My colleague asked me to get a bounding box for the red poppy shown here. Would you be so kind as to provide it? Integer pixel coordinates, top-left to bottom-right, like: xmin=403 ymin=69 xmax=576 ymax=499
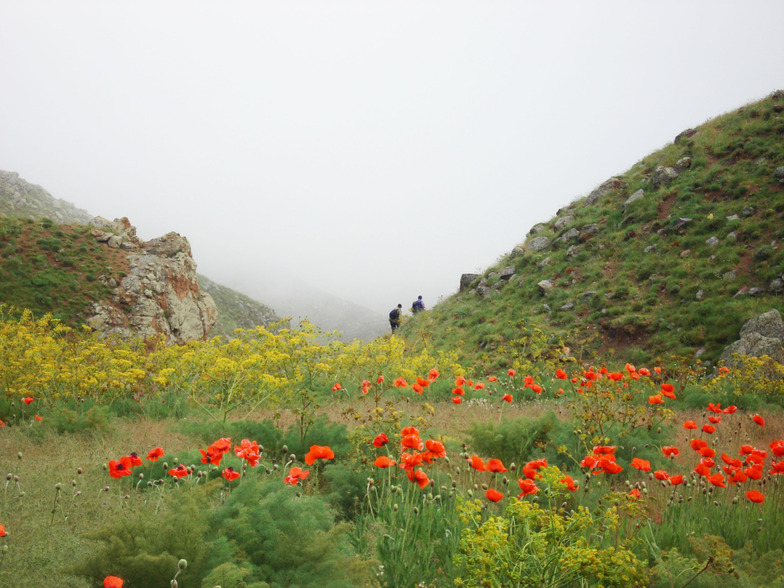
xmin=708 ymin=473 xmax=726 ymax=488
xmin=683 ymin=420 xmax=698 ymax=430
xmin=0 ymin=420 xmax=4 ymax=427
xmin=400 ymin=426 xmax=419 ymax=436
xmin=361 ymin=380 xmax=371 ymax=394
xmin=487 ymin=376 xmax=498 ymax=382
xmin=0 ymin=524 xmax=6 ymax=537
xmin=721 ymin=453 xmax=742 ymax=468
xmin=638 ymin=368 xmax=651 ymax=376
xmin=428 ymin=368 xmax=439 ymax=381
xmin=452 ymin=396 xmax=462 ymax=404
xmin=560 ymin=475 xmax=579 ymax=491
xmin=769 ymin=461 xmax=784 ymax=475
xmin=596 ymin=458 xmax=623 ymax=475
xmin=22 ymin=397 xmax=33 ymax=405
xmin=706 ymin=402 xmax=723 ymax=413
xmin=731 ymin=470 xmax=748 ymax=484
xmin=409 ymin=469 xmax=429 ymax=489
xmin=740 ymin=444 xmax=755 ymax=455
xmin=147 ymin=447 xmax=164 ymax=462
xmin=770 ymin=440 xmax=784 ymax=457
xmin=662 ymin=446 xmax=679 ymax=457
xmin=455 ymin=375 xmax=467 ymax=386
xmin=708 ymin=415 xmax=722 ymax=424
xmin=669 ymin=474 xmax=684 ymax=485
xmin=501 ymin=394 xmax=513 ymax=403
xmin=555 ymin=369 xmax=568 ymax=379
xmin=108 ymin=458 xmax=133 ymax=479
xmin=304 ymin=445 xmax=335 ymax=465
xmin=168 ymin=464 xmax=189 ymax=478
xmin=452 ymin=386 xmax=465 ymax=396
xmin=745 ymin=466 xmax=763 ymax=480
xmin=34 ymin=414 xmax=43 ymax=421
xmin=222 ymin=467 xmax=240 ymax=481
xmin=700 ymin=457 xmax=716 ymax=469
xmin=104 ymin=577 xmax=124 ymax=588
xmin=654 ymin=470 xmax=670 ymax=481
xmin=660 ymin=383 xmax=676 ymax=399
xmin=331 ymin=382 xmax=342 ymax=392
xmin=211 ymin=438 xmax=232 ymax=454
xmin=374 ymin=456 xmax=396 ymax=468
xmin=530 ymin=384 xmax=543 ymax=394
xmin=412 ymin=383 xmax=424 ymax=394
xmin=581 ymin=455 xmax=599 ymax=469
xmin=702 ymin=424 xmax=716 ymax=434
xmin=649 ymin=395 xmax=664 ymax=405
xmin=631 ymin=457 xmax=651 ymax=472
xmin=486 ymin=458 xmax=508 ymax=473
xmin=284 ymin=466 xmax=310 ymax=485
xmin=518 ymin=478 xmax=538 ymax=497
xmin=527 ymin=458 xmax=548 ymax=470
xmin=694 ymin=463 xmax=711 ymax=477
xmin=628 ymin=488 xmax=641 ymax=499
xmin=376 ymin=375 xmax=384 ymax=384
xmin=200 ymin=447 xmax=224 ymax=466
xmin=469 ymin=456 xmax=486 ymax=472
xmin=234 ymin=439 xmax=260 ymax=467
xmin=424 ymin=439 xmax=446 ymax=459
xmin=723 ymin=405 xmax=737 ymax=414
xmin=607 ymin=372 xmax=624 ymax=381
xmin=474 ymin=382 xmax=485 ymax=390
xmin=372 ymin=433 xmax=389 ymax=447
xmin=592 ymin=445 xmax=616 ymax=455
xmin=746 ymin=490 xmax=765 ymax=503
xmin=752 ymin=414 xmax=766 ymax=427
xmin=486 ymin=488 xmax=504 ymax=503
xmin=394 ymin=377 xmax=408 ymax=387
xmin=507 ymin=369 xmax=516 ymax=377
xmin=401 ymin=434 xmax=424 ymax=451
xmin=690 ymin=439 xmax=708 ymax=452
xmin=698 ymin=446 xmax=716 ymax=458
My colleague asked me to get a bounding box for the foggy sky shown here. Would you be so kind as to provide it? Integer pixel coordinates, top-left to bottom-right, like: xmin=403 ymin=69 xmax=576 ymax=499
xmin=1 ymin=1 xmax=783 ymax=317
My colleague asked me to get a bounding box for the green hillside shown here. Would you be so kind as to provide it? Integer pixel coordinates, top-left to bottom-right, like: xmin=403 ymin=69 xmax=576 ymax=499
xmin=402 ymin=91 xmax=784 ymax=371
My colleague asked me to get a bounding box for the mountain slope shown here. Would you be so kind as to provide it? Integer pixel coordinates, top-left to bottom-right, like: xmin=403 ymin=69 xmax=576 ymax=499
xmin=197 ymin=273 xmax=280 ymax=338
xmin=402 ymin=90 xmax=784 ymax=370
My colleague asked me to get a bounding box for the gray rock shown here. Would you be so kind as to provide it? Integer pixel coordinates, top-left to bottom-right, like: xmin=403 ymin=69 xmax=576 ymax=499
xmin=675 ymin=157 xmax=692 ymax=170
xmin=460 ymin=273 xmax=480 ymax=291
xmin=723 ymin=271 xmax=737 ymax=281
xmin=721 ymin=332 xmax=784 ymax=367
xmin=565 ymin=245 xmax=579 ymax=259
xmin=499 ymin=266 xmax=516 ymax=280
xmin=623 ymin=189 xmax=644 ymax=212
xmin=557 ymin=228 xmax=580 ymax=244
xmin=651 ymin=166 xmax=679 ymax=189
xmin=726 ymin=214 xmax=740 ymax=221
xmin=554 ymin=215 xmax=574 ymax=231
xmin=585 ymin=177 xmax=623 ymax=207
xmin=509 ymin=246 xmax=526 ymax=259
xmin=644 ymin=245 xmax=658 ymax=254
xmin=748 ymin=287 xmax=764 ymax=297
xmin=726 ymin=232 xmax=738 ymax=242
xmin=526 ymin=235 xmax=551 ymax=252
xmin=740 ymin=308 xmax=784 ymax=342
xmin=476 ymin=285 xmax=491 ymax=298
xmin=560 ymin=302 xmax=575 ymax=311
xmin=528 ymin=223 xmax=547 ymax=236
xmin=696 ymin=289 xmax=705 ymax=301
xmin=742 ymin=206 xmax=756 ymax=217
xmin=674 ymin=128 xmax=697 ymax=143
xmin=579 ymin=290 xmax=597 ymax=302
xmin=774 ymin=166 xmax=784 ymax=179
xmin=579 ymin=224 xmax=600 ymax=240
xmin=537 ymin=257 xmax=551 ymax=269
xmin=770 ymin=278 xmax=784 ymax=294
xmin=674 ymin=217 xmax=693 ymax=231
xmin=537 ymin=280 xmax=554 ymax=295
xmin=705 ymin=236 xmax=720 ymax=247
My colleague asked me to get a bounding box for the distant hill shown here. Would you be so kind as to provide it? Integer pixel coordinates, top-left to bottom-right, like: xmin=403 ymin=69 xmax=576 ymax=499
xmin=402 ymin=91 xmax=784 ymax=370
xmin=0 ymin=170 xmax=279 ymax=337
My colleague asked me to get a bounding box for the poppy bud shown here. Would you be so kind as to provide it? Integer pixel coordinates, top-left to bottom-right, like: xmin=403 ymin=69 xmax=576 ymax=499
xmin=171 ymin=581 xmax=178 ymax=588
xmin=178 ymin=559 xmax=188 ymax=570
xmin=103 ymin=486 xmax=110 ymax=492
xmin=289 ymin=454 xmax=296 ymax=462
xmin=5 ymin=474 xmax=10 ymax=481
xmin=163 ymin=462 xmax=169 ymax=469
xmin=367 ymin=478 xmax=375 ymax=486
xmin=77 ymin=468 xmax=82 ymax=475
xmin=17 ymin=453 xmax=22 ymax=460
xmin=173 ymin=458 xmax=179 ymax=465
xmin=467 ymin=489 xmax=473 ymax=497
xmin=102 ymin=463 xmax=108 ymax=470
xmin=72 ymin=480 xmax=77 ymax=486
xmin=452 ymin=480 xmax=457 ymax=488
xmin=197 ymin=471 xmax=204 ymax=478
xmin=713 ymin=501 xmax=719 ymax=507
xmin=427 ymin=493 xmax=433 ymax=501
xmin=55 ymin=482 xmax=62 ymax=490
xmin=502 ymin=477 xmax=508 ymax=485
xmin=393 ymin=504 xmax=399 ymax=511
xmin=282 ymin=445 xmax=288 ymax=454
xmin=455 ymin=468 xmax=461 ymax=476
xmin=138 ymin=473 xmax=144 ymax=480
xmin=75 ymin=491 xmax=81 ymax=497
xmin=273 ymin=464 xmax=279 ymax=471
xmin=413 ymin=507 xmax=419 ymax=515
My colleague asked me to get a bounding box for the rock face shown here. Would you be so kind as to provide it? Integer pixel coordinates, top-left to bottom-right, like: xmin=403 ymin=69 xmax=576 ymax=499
xmin=0 ymin=170 xmax=92 ymax=223
xmin=720 ymin=309 xmax=784 ymax=367
xmin=86 ymin=217 xmax=218 ymax=343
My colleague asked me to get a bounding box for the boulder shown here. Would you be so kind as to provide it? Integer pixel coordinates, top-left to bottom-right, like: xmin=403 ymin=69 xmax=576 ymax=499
xmin=720 ymin=309 xmax=784 ymax=367
xmin=740 ymin=308 xmax=784 ymax=341
xmin=526 ymin=236 xmax=551 ymax=253
xmin=651 ymin=166 xmax=679 ymax=189
xmin=623 ymin=189 xmax=644 ymax=212
xmin=537 ymin=280 xmax=554 ymax=295
xmin=499 ymin=266 xmax=516 ymax=280
xmin=554 ymin=215 xmax=574 ymax=231
xmin=584 ymin=177 xmax=624 ymax=207
xmin=460 ymin=273 xmax=480 ymax=292
xmin=674 ymin=128 xmax=698 ymax=144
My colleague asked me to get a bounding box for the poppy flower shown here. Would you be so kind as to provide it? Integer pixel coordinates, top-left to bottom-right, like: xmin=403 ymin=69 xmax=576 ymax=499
xmin=660 ymin=383 xmax=676 ymax=399
xmin=34 ymin=414 xmax=43 ymax=421
xmin=592 ymin=445 xmax=616 ymax=455
xmin=409 ymin=469 xmax=429 ymax=489
xmin=628 ymin=488 xmax=641 ymax=499
xmin=721 ymin=453 xmax=742 ymax=468
xmin=486 ymin=488 xmax=504 ymax=503
xmin=22 ymin=397 xmax=33 ymax=405
xmin=200 ymin=448 xmax=223 ymax=466
xmin=211 ymin=438 xmax=232 ymax=454
xmin=376 ymin=375 xmax=384 ymax=384
xmin=361 ymin=380 xmax=371 ymax=394
xmin=683 ymin=420 xmax=698 ymax=430
xmin=474 ymin=382 xmax=485 ymax=390
xmin=108 ymin=458 xmax=133 ymax=479
xmin=507 ymin=369 xmax=516 ymax=377
xmin=631 ymin=457 xmax=651 ymax=472
xmin=331 ymin=382 xmax=342 ymax=392
xmin=530 ymin=384 xmax=543 ymax=394
xmin=669 ymin=474 xmax=684 ymax=485
xmin=104 ymin=577 xmax=124 ymax=588
xmin=560 ymin=475 xmax=579 ymax=491
xmin=693 ymin=462 xmax=712 ymax=477
xmin=412 ymin=383 xmax=424 ymax=394
xmin=487 ymin=376 xmax=498 ymax=382
xmin=284 ymin=467 xmax=310 ymax=485
xmin=746 ymin=490 xmax=765 ymax=503
xmin=769 ymin=461 xmax=784 ymax=475
xmin=581 ymin=455 xmax=599 ymax=469
xmin=700 ymin=457 xmax=716 ymax=469
xmin=596 ymin=458 xmax=623 ymax=475
xmin=706 ymin=402 xmax=723 ymax=414
xmin=0 ymin=525 xmax=6 ymax=537
xmin=771 ymin=441 xmax=784 ymax=457
xmin=752 ymin=414 xmax=765 ymax=427
xmin=394 ymin=377 xmax=408 ymax=388
xmin=521 ymin=466 xmax=541 ymax=480
xmin=424 ymin=439 xmax=446 ymax=459
xmin=486 ymin=458 xmax=508 ymax=473
xmin=0 ymin=420 xmax=4 ymax=427
xmin=723 ymin=405 xmax=737 ymax=414
xmin=518 ymin=478 xmax=538 ymax=497
xmin=147 ymin=447 xmax=164 ymax=462
xmin=649 ymin=395 xmax=664 ymax=405
xmin=304 ymin=445 xmax=334 ymax=465
xmin=527 ymin=458 xmax=548 ymax=470
xmin=690 ymin=439 xmax=708 ymax=452
xmin=168 ymin=464 xmax=189 ymax=478
xmin=374 ymin=456 xmax=396 ymax=468
xmin=607 ymin=372 xmax=624 ymax=381
xmin=401 ymin=434 xmax=424 ymax=450
xmin=740 ymin=444 xmax=755 ymax=455
xmin=428 ymin=368 xmax=439 ymax=381
xmin=469 ymin=456 xmax=486 ymax=472
xmin=638 ymin=368 xmax=651 ymax=376
xmin=662 ymin=446 xmax=679 ymax=457
xmin=501 ymin=394 xmax=513 ymax=403
xmin=452 ymin=387 xmax=465 ymax=396
xmin=708 ymin=415 xmax=722 ymax=424
xmin=222 ymin=467 xmax=240 ymax=481
xmin=745 ymin=466 xmax=763 ymax=480
xmin=452 ymin=396 xmax=462 ymax=404
xmin=372 ymin=433 xmax=389 ymax=447
xmin=698 ymin=446 xmax=715 ymax=458
xmin=730 ymin=470 xmax=748 ymax=484
xmin=555 ymin=368 xmax=568 ymax=379
xmin=709 ymin=473 xmax=726 ymax=488
xmin=702 ymin=424 xmax=716 ymax=434
xmin=455 ymin=376 xmax=467 ymax=386
xmin=654 ymin=470 xmax=670 ymax=481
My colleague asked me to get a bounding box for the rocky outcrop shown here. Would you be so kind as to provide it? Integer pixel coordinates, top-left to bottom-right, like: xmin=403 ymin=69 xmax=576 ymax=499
xmin=86 ymin=217 xmax=218 ymax=343
xmin=0 ymin=170 xmax=92 ymax=223
xmin=720 ymin=309 xmax=784 ymax=367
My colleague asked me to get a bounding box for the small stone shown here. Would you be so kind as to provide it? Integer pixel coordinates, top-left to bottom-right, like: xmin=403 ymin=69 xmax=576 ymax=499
xmin=705 ymin=236 xmax=720 ymax=247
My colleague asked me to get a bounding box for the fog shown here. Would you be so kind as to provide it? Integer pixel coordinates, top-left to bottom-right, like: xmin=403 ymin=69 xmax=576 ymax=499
xmin=1 ymin=1 xmax=783 ymax=323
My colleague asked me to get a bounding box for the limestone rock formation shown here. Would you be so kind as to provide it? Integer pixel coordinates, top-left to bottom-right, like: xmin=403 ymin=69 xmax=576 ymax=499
xmin=86 ymin=217 xmax=218 ymax=343
xmin=720 ymin=309 xmax=784 ymax=367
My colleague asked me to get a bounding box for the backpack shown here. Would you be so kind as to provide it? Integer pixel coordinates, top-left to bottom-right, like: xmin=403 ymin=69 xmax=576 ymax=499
xmin=389 ymin=308 xmax=400 ymax=320
xmin=412 ymin=300 xmax=423 ymax=312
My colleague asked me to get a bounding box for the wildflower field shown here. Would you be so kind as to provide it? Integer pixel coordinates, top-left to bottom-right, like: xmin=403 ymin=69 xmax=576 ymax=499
xmin=1 ymin=308 xmax=783 ymax=587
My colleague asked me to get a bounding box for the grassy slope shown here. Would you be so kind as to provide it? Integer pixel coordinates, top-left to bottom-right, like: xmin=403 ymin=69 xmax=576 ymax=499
xmin=403 ymin=92 xmax=784 ymax=371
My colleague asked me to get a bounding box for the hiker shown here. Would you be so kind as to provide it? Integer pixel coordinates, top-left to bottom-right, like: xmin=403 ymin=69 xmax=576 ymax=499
xmin=412 ymin=295 xmax=425 ymax=314
xmin=389 ymin=304 xmax=403 ymax=333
